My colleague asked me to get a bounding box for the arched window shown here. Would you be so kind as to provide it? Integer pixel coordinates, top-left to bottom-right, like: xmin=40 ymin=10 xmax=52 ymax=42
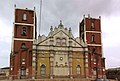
xmin=56 ymin=38 xmax=60 ymax=45
xmin=92 ymin=47 xmax=96 ymax=53
xmin=92 ymin=35 xmax=95 ymax=42
xmin=76 ymin=65 xmax=81 ymax=75
xmin=22 ymin=27 xmax=26 ymax=36
xmin=21 ymin=68 xmax=26 ymax=76
xmin=62 ymin=38 xmax=66 ymax=46
xmin=49 ymin=40 xmax=53 ymax=45
xmin=93 ymin=68 xmax=97 ymax=76
xmin=62 ymin=38 xmax=66 ymax=43
xmin=91 ymin=22 xmax=95 ymax=29
xmin=21 ymin=43 xmax=26 ymax=49
xmin=23 ymin=13 xmax=27 ymax=20
xmin=40 ymin=64 xmax=46 ymax=75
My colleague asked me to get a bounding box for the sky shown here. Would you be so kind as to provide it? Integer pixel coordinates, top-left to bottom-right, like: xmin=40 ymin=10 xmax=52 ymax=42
xmin=0 ymin=0 xmax=120 ymax=69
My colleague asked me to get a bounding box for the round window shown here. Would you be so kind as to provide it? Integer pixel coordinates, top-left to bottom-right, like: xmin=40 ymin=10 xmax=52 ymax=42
xmin=60 ymin=57 xmax=63 ymax=61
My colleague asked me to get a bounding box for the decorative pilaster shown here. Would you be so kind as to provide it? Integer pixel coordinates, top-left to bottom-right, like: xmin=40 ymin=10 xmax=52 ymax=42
xmin=68 ymin=51 xmax=73 ymax=79
xmin=68 ymin=29 xmax=73 ymax=79
xmin=84 ymin=51 xmax=89 ymax=78
xmin=50 ymin=51 xmax=54 ymax=79
xmin=49 ymin=36 xmax=54 ymax=79
xmin=32 ymin=51 xmax=37 ymax=79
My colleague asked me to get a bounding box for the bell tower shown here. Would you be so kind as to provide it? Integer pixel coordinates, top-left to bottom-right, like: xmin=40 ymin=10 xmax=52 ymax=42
xmin=79 ymin=15 xmax=105 ymax=79
xmin=10 ymin=7 xmax=37 ymax=79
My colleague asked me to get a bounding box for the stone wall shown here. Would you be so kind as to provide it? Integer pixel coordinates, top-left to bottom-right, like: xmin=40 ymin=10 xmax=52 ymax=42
xmin=0 ymin=78 xmax=92 ymax=81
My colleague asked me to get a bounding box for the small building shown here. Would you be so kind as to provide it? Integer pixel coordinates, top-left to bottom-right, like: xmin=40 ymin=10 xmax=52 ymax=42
xmin=0 ymin=67 xmax=9 ymax=80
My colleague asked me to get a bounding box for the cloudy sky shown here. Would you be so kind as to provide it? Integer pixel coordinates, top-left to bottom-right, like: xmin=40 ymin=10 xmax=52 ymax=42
xmin=0 ymin=0 xmax=120 ymax=68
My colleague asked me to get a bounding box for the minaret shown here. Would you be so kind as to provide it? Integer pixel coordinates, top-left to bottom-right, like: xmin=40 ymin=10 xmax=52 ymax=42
xmin=79 ymin=15 xmax=105 ymax=79
xmin=10 ymin=6 xmax=36 ymax=79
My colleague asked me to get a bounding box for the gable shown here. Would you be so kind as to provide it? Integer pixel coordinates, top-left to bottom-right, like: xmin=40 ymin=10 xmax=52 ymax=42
xmin=36 ymin=30 xmax=83 ymax=48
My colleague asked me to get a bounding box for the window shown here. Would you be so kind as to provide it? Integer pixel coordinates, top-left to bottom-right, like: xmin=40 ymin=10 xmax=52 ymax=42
xmin=91 ymin=22 xmax=95 ymax=29
xmin=22 ymin=62 xmax=25 ymax=64
xmin=33 ymin=57 xmax=36 ymax=61
xmin=92 ymin=35 xmax=95 ymax=42
xmin=65 ymin=62 xmax=67 ymax=66
xmin=62 ymin=38 xmax=66 ymax=43
xmin=21 ymin=43 xmax=26 ymax=49
xmin=22 ymin=27 xmax=26 ymax=36
xmin=11 ymin=67 xmax=13 ymax=71
xmin=62 ymin=38 xmax=66 ymax=46
xmin=40 ymin=64 xmax=46 ymax=75
xmin=22 ymin=58 xmax=25 ymax=61
xmin=56 ymin=38 xmax=60 ymax=45
xmin=92 ymin=48 xmax=96 ymax=53
xmin=76 ymin=65 xmax=81 ymax=75
xmin=56 ymin=62 xmax=58 ymax=66
xmin=69 ymin=41 xmax=72 ymax=46
xmin=23 ymin=13 xmax=27 ymax=20
xmin=93 ymin=68 xmax=97 ymax=76
xmin=21 ymin=68 xmax=26 ymax=76
xmin=49 ymin=40 xmax=53 ymax=45
xmin=56 ymin=38 xmax=60 ymax=43
xmin=94 ymin=58 xmax=96 ymax=64
xmin=60 ymin=57 xmax=63 ymax=61
xmin=85 ymin=59 xmax=88 ymax=62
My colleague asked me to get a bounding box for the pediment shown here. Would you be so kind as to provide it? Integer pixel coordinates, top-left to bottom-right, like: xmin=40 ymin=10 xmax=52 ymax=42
xmin=35 ymin=30 xmax=83 ymax=48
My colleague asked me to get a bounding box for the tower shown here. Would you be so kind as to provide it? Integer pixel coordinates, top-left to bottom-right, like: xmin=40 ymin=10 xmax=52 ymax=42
xmin=79 ymin=15 xmax=105 ymax=79
xmin=10 ymin=7 xmax=36 ymax=79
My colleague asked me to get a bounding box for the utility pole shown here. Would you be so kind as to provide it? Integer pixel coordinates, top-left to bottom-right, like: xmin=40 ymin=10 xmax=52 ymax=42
xmin=39 ymin=0 xmax=42 ymax=36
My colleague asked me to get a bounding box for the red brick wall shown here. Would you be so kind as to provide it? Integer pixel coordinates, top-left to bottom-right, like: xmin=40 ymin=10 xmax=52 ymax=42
xmin=82 ymin=18 xmax=105 ymax=78
xmin=85 ymin=18 xmax=101 ymax=32
xmin=10 ymin=8 xmax=35 ymax=79
xmin=14 ymin=25 xmax=33 ymax=39
xmin=14 ymin=41 xmax=32 ymax=52
xmin=15 ymin=9 xmax=34 ymax=24
xmin=86 ymin=33 xmax=101 ymax=44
